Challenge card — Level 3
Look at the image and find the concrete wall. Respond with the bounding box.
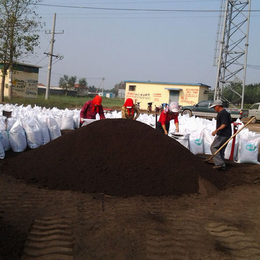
[125,81,210,110]
[38,87,78,97]
[118,89,125,98]
[1,63,40,98]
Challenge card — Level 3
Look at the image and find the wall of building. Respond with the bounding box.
[179,85,209,106]
[125,82,169,110]
[38,87,78,97]
[118,89,125,98]
[125,81,210,110]
[1,63,40,98]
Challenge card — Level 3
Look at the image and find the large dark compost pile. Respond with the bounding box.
[1,119,226,196]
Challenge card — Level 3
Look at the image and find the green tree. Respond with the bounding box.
[244,83,260,104]
[221,83,242,106]
[0,0,42,102]
[211,82,260,106]
[59,75,77,96]
[78,78,87,88]
[88,85,97,92]
[109,81,125,96]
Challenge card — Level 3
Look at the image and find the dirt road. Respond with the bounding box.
[0,120,260,260]
[1,161,260,260]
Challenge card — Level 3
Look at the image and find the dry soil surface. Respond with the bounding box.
[0,119,260,260]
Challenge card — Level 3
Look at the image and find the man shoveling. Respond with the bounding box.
[209,100,232,170]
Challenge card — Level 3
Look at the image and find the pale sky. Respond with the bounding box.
[26,0,260,90]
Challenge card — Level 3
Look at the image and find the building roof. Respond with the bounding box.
[74,84,88,89]
[0,61,42,68]
[124,80,211,88]
[165,88,182,91]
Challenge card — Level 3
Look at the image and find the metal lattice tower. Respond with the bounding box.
[214,0,251,109]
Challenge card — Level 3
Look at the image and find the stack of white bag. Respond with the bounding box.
[1,103,260,164]
[168,114,260,164]
[0,104,65,157]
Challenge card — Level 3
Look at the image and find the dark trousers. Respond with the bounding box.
[157,122,170,134]
[210,135,230,166]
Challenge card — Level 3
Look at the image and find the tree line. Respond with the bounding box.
[58,75,126,96]
[208,83,260,105]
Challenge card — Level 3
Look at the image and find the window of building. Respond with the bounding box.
[129,85,136,91]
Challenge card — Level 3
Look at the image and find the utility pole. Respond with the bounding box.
[214,0,251,109]
[45,13,64,100]
[102,78,105,96]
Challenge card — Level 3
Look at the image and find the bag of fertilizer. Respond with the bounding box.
[0,130,10,151]
[189,130,204,155]
[0,139,5,159]
[236,133,260,164]
[50,107,63,128]
[82,119,96,126]
[23,117,42,149]
[61,109,74,130]
[203,129,214,155]
[172,134,190,150]
[73,109,80,129]
[224,136,239,161]
[46,117,61,141]
[9,119,27,152]
[35,119,50,145]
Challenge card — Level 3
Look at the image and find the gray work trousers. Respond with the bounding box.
[210,135,230,166]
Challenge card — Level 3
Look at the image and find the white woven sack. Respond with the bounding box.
[0,140,5,159]
[203,129,214,155]
[35,119,50,145]
[9,119,27,152]
[189,131,204,155]
[224,137,239,161]
[172,134,189,150]
[82,119,96,127]
[61,110,74,130]
[23,118,42,149]
[236,134,260,164]
[0,130,10,151]
[46,117,61,141]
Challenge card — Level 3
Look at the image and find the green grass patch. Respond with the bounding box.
[3,94,125,110]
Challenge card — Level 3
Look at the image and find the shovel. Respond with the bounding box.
[204,116,256,162]
[171,133,184,137]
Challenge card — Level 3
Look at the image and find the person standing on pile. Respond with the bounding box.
[209,100,232,170]
[80,95,105,126]
[121,98,140,120]
[157,102,179,135]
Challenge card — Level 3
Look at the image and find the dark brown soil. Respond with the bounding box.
[0,119,226,197]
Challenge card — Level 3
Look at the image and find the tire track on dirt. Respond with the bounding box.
[22,216,74,260]
[0,175,78,260]
[144,207,210,260]
[205,222,260,260]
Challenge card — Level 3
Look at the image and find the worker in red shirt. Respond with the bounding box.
[80,95,105,126]
[157,102,179,135]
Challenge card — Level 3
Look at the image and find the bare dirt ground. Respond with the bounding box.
[1,120,260,260]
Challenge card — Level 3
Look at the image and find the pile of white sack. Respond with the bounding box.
[0,103,259,164]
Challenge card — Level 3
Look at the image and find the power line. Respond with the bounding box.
[35,56,48,65]
[36,3,260,13]
[65,0,221,4]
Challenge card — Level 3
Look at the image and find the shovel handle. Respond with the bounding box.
[205,116,256,162]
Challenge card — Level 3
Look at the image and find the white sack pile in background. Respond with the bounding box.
[0,104,259,164]
[169,115,260,164]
